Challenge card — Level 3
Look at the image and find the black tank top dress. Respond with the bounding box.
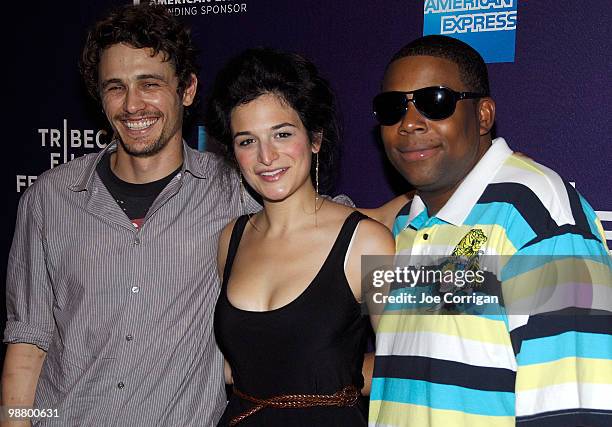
[214,211,369,426]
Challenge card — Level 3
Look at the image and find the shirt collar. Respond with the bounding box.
[408,137,513,227]
[70,140,207,192]
[182,142,208,179]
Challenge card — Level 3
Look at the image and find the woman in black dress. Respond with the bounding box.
[205,48,395,426]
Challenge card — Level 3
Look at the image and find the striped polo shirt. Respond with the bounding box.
[370,138,612,427]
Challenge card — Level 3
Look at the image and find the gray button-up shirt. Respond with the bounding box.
[5,142,258,426]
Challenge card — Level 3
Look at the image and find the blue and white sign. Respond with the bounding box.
[423,0,518,63]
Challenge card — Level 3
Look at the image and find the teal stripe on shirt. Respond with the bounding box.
[393,214,410,238]
[500,239,612,281]
[517,233,609,258]
[517,331,612,366]
[464,202,536,249]
[370,377,515,417]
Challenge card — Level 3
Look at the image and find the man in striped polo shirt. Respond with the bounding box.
[368,35,612,426]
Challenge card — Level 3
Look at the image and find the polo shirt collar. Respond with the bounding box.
[70,140,207,192]
[408,137,513,227]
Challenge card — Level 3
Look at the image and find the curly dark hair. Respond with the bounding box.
[204,48,340,194]
[389,35,490,96]
[80,4,199,117]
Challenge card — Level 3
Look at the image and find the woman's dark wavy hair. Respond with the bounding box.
[80,4,199,118]
[204,48,340,194]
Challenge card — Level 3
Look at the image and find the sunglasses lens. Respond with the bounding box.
[374,88,462,125]
[373,92,407,126]
[414,87,456,120]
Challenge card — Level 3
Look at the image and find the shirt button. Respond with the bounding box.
[131,286,140,294]
[133,238,140,246]
[117,382,125,389]
[126,334,133,341]
[423,234,429,240]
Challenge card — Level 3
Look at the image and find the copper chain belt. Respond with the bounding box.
[229,385,361,426]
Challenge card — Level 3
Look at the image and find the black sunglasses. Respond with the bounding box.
[373,86,485,125]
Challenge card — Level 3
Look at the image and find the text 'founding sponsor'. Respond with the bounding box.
[424,0,516,34]
[146,0,247,16]
[16,119,107,193]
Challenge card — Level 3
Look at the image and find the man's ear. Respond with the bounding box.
[478,97,495,136]
[311,132,323,153]
[182,73,198,107]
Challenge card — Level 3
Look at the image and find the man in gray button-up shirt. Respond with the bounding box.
[2,4,257,426]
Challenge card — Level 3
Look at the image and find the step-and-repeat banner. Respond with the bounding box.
[2,0,611,360]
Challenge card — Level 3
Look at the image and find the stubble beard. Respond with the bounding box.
[112,104,184,158]
[116,111,182,158]
[118,134,169,158]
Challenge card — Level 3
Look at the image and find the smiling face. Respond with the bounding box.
[381,55,491,197]
[98,43,196,157]
[230,93,320,203]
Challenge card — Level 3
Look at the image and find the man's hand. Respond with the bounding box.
[359,192,414,230]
